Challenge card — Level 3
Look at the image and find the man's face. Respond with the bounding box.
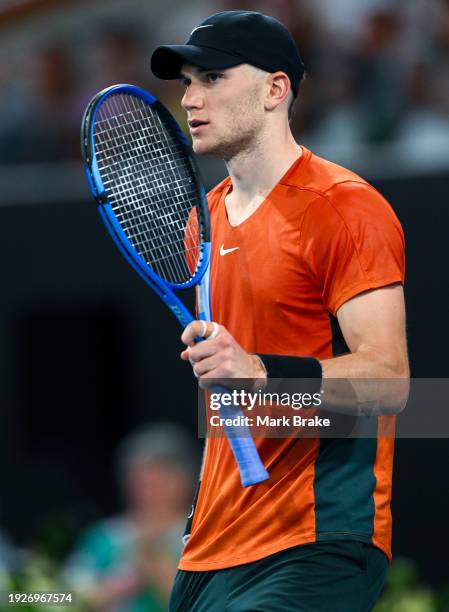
[180,64,267,159]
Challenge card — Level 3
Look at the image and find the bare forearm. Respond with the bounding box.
[321,347,409,380]
[320,348,409,415]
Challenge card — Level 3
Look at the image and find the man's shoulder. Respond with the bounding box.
[285,147,371,198]
[292,150,402,242]
[285,148,397,221]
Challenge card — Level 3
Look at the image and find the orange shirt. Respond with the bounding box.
[179,147,405,571]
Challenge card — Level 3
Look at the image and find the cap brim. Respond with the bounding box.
[151,45,243,79]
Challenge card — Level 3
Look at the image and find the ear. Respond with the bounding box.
[264,72,291,111]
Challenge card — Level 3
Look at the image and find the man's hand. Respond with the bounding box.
[180,321,266,390]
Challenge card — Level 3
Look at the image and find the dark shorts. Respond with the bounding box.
[169,541,388,612]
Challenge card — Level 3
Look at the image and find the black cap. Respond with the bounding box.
[150,11,305,96]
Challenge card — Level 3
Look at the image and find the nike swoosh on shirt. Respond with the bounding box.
[220,244,239,256]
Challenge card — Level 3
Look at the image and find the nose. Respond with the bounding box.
[181,83,204,112]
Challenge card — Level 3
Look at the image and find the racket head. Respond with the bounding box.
[81,84,211,290]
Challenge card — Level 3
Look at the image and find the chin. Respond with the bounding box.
[192,141,208,155]
[192,138,218,156]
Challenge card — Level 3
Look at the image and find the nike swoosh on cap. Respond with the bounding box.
[220,244,239,256]
[190,24,214,35]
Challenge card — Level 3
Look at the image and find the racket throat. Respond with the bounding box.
[197,274,212,322]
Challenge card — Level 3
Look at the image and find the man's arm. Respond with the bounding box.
[181,284,409,413]
[319,283,409,415]
[322,283,409,379]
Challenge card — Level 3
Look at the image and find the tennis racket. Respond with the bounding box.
[81,84,269,487]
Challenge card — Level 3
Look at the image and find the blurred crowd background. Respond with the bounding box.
[0,0,448,610]
[1,0,449,176]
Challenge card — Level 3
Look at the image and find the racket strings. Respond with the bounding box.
[96,103,197,235]
[93,93,201,284]
[97,96,199,282]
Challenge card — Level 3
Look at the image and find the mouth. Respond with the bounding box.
[188,119,209,134]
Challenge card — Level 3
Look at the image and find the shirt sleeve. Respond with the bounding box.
[300,180,405,315]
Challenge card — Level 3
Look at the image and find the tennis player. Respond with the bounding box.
[151,10,409,612]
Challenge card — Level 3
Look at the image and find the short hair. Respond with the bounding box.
[287,90,296,122]
[288,73,306,122]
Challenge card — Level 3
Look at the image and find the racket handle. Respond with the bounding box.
[212,385,269,487]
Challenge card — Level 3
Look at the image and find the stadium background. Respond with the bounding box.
[0,0,448,608]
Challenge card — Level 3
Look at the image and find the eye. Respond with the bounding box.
[206,72,222,83]
[182,77,191,88]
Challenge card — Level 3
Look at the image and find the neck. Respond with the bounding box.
[225,124,301,206]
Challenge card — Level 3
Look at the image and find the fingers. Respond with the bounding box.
[181,320,224,378]
[190,354,223,378]
[181,320,220,346]
[204,321,219,340]
[182,337,219,361]
[180,320,206,346]
[181,321,249,385]
[180,321,267,391]
[180,320,223,364]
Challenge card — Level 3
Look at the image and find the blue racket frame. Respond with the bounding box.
[82,84,269,487]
